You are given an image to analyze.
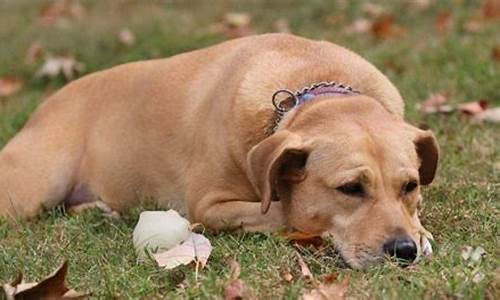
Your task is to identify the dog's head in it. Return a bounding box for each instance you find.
[247,96,438,268]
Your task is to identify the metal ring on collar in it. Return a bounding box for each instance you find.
[272,89,299,112]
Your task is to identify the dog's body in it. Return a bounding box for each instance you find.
[0,34,438,267]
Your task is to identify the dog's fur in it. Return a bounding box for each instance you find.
[0,34,438,268]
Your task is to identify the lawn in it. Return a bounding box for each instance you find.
[0,0,499,299]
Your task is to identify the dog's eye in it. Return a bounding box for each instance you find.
[403,180,418,195]
[337,182,365,197]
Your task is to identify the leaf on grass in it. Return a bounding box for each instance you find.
[461,245,473,260]
[472,271,485,283]
[119,28,136,46]
[0,77,23,97]
[416,93,454,114]
[458,100,488,115]
[2,260,87,300]
[224,259,247,300]
[295,251,313,281]
[35,56,85,80]
[483,0,500,20]
[281,269,294,282]
[281,231,325,248]
[463,16,484,33]
[302,276,350,300]
[153,232,212,269]
[371,15,406,39]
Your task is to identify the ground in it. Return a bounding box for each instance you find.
[0,0,498,299]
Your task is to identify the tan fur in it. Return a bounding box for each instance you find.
[0,34,438,267]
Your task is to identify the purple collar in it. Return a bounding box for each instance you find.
[269,81,360,134]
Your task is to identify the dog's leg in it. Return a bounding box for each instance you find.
[0,118,81,220]
[194,200,286,232]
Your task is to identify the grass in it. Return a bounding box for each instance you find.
[0,0,499,299]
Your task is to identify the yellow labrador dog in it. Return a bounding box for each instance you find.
[0,34,438,268]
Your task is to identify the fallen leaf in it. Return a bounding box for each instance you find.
[274,18,291,33]
[35,56,85,80]
[323,272,339,284]
[302,276,350,300]
[281,231,325,248]
[435,11,453,33]
[459,100,488,115]
[0,77,23,97]
[371,15,405,39]
[417,93,454,114]
[2,260,87,300]
[344,18,373,34]
[25,42,45,65]
[474,107,500,123]
[153,232,212,269]
[224,259,246,300]
[493,45,500,62]
[119,28,136,46]
[483,0,500,20]
[295,251,313,281]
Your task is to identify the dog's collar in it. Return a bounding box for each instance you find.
[268,81,360,134]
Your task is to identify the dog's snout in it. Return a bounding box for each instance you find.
[383,236,417,263]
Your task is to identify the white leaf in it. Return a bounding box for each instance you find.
[153,232,212,269]
[133,210,191,260]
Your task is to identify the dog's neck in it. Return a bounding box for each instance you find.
[268,81,360,135]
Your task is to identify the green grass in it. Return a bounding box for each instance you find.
[0,0,499,299]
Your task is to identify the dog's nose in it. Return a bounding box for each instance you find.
[383,236,417,263]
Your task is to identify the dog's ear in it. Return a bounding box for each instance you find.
[412,128,440,185]
[247,130,309,214]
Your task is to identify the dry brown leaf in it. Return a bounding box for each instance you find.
[435,11,453,33]
[322,272,339,284]
[153,232,212,269]
[224,259,246,300]
[483,0,500,20]
[25,42,45,65]
[2,260,87,300]
[281,231,325,248]
[39,0,86,27]
[417,93,454,114]
[281,269,294,282]
[458,100,488,115]
[302,276,350,300]
[371,15,406,39]
[119,28,136,46]
[0,77,23,97]
[35,56,85,80]
[493,45,500,62]
[295,251,313,281]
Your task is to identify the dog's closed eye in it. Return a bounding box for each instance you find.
[336,182,365,197]
[402,180,418,195]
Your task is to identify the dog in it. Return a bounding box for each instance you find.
[0,34,438,268]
